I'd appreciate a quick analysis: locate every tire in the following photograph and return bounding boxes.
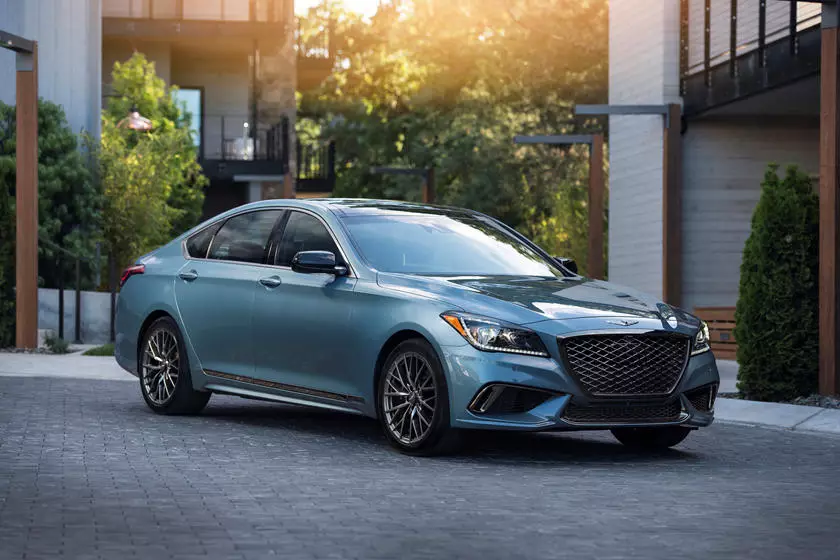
[610,426,692,450]
[376,338,461,456]
[138,316,210,415]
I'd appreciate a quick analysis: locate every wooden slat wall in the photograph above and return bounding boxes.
[694,307,737,360]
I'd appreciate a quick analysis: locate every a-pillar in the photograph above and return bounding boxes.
[820,3,840,396]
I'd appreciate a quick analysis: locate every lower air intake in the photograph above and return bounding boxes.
[469,385,556,415]
[563,400,682,424]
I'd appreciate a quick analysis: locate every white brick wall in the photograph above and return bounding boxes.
[608,0,681,300]
[681,118,818,311]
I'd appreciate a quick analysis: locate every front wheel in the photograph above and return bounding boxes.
[139,316,210,415]
[610,426,692,450]
[376,339,461,456]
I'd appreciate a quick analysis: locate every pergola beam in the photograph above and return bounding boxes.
[819,1,840,396]
[575,103,682,306]
[2,31,38,349]
[513,133,605,280]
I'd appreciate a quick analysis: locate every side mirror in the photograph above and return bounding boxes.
[291,251,348,276]
[553,256,578,274]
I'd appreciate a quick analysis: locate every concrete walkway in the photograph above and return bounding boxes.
[1,352,838,436]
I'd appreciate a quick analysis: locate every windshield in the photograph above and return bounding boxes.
[342,212,562,277]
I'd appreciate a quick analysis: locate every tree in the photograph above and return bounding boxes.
[0,100,101,288]
[298,0,608,274]
[104,53,206,238]
[735,164,819,401]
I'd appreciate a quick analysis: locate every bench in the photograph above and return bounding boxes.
[693,307,737,360]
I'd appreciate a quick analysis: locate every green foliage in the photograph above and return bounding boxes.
[83,343,115,356]
[299,0,608,274]
[98,53,207,271]
[735,164,819,401]
[44,331,71,354]
[103,53,207,239]
[0,100,101,345]
[0,100,101,287]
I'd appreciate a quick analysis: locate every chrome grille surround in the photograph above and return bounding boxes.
[559,333,691,397]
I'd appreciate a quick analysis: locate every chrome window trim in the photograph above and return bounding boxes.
[181,206,357,278]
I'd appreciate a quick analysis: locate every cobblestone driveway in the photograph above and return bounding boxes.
[1,377,839,560]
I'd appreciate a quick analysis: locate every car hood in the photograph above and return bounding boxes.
[377,273,698,327]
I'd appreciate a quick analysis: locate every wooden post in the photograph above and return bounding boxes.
[820,7,840,396]
[282,172,295,199]
[422,168,435,204]
[662,103,683,307]
[588,134,605,280]
[15,43,38,349]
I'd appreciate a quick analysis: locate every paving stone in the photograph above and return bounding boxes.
[0,377,839,560]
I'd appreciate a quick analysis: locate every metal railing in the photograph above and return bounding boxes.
[39,239,102,344]
[201,115,288,164]
[680,0,821,82]
[103,0,289,23]
[296,140,336,194]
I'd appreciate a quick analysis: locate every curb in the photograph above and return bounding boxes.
[714,397,840,436]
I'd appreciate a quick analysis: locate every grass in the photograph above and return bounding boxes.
[83,343,115,357]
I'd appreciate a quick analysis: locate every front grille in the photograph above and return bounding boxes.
[469,385,556,415]
[561,334,690,396]
[563,400,683,424]
[685,384,718,412]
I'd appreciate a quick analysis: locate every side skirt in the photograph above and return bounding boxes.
[203,369,366,416]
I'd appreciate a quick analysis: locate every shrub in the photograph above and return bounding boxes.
[735,164,819,401]
[83,343,114,357]
[44,331,71,354]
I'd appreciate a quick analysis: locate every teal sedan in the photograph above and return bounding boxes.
[115,199,719,455]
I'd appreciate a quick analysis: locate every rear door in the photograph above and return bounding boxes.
[174,209,284,376]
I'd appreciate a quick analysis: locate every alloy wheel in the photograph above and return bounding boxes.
[383,351,438,445]
[141,327,180,405]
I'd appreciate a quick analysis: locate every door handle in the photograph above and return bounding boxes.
[178,270,198,282]
[259,276,283,288]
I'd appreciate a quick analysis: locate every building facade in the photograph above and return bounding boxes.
[609,0,820,311]
[0,0,333,217]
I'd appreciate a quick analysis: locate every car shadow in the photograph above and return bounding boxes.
[199,399,698,465]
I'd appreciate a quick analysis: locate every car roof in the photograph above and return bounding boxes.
[255,198,482,219]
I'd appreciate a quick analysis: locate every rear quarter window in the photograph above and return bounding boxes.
[186,224,220,258]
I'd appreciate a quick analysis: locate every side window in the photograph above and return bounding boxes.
[275,211,342,267]
[185,223,220,259]
[207,210,282,264]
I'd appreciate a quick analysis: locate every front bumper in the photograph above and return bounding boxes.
[439,344,719,431]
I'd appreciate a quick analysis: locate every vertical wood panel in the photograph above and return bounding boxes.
[15,45,39,349]
[588,134,605,280]
[820,26,840,396]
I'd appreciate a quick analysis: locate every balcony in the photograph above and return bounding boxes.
[102,0,290,42]
[680,0,822,117]
[199,114,290,180]
[297,18,334,91]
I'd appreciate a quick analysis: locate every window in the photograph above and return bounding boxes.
[275,211,342,267]
[171,88,202,154]
[185,223,220,258]
[208,211,282,264]
[342,213,562,277]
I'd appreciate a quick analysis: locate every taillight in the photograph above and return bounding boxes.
[119,264,145,288]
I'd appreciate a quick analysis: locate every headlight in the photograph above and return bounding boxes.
[441,312,549,357]
[691,320,711,356]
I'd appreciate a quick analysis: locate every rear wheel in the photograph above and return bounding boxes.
[610,426,692,450]
[377,339,461,456]
[139,316,210,415]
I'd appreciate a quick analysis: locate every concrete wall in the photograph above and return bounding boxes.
[0,0,102,138]
[38,288,114,345]
[103,0,272,21]
[103,39,172,85]
[608,0,682,300]
[681,117,819,312]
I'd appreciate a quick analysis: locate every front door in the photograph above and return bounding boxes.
[174,209,283,376]
[252,210,359,398]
